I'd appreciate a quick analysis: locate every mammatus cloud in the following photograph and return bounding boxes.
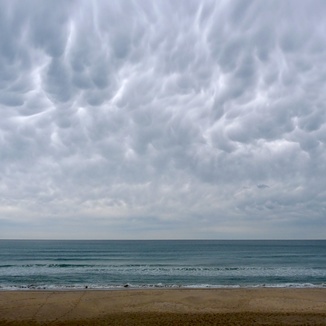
[0,0,325,239]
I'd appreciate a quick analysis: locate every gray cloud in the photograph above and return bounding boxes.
[0,0,325,239]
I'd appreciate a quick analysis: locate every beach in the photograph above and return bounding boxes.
[0,288,326,325]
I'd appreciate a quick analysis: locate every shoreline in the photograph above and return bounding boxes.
[1,283,325,291]
[0,288,326,325]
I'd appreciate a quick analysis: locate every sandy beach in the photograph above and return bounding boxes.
[0,288,326,325]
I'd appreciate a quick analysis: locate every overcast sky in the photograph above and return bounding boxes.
[0,0,325,239]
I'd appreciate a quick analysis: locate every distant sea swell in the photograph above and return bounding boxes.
[0,240,325,290]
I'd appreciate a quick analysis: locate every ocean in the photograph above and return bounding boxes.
[0,240,325,290]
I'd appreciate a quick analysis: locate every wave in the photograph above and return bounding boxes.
[0,264,319,270]
[1,282,325,291]
[1,264,325,276]
[0,263,104,269]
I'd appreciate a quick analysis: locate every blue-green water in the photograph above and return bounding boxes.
[0,240,325,290]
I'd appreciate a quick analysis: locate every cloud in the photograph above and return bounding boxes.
[0,0,325,239]
[257,184,269,189]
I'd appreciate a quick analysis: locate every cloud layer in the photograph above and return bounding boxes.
[0,0,325,239]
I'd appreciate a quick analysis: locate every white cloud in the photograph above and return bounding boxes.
[0,0,325,239]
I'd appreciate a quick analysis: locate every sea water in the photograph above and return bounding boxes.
[0,240,325,290]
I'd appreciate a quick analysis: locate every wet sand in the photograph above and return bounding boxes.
[0,288,326,325]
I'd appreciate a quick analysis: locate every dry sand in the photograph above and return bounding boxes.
[0,288,326,325]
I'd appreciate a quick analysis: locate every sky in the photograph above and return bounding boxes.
[0,0,325,240]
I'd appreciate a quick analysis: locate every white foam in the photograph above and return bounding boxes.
[1,282,325,291]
